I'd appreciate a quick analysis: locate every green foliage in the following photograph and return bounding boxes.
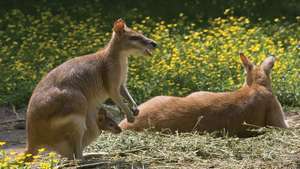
[127,15,300,106]
[0,7,299,107]
[0,9,109,106]
[1,0,299,21]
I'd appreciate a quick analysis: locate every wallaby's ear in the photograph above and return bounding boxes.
[113,18,126,34]
[261,55,276,74]
[240,53,253,72]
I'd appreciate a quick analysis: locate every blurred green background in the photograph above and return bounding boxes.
[0,0,299,107]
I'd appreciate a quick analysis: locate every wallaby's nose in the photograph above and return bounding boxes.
[150,41,157,48]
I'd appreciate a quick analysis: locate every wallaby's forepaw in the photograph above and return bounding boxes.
[127,116,135,123]
[132,107,139,116]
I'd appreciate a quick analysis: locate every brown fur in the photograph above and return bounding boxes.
[25,19,156,160]
[119,54,288,133]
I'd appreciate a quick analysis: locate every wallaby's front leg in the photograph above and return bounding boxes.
[110,88,135,123]
[120,84,139,116]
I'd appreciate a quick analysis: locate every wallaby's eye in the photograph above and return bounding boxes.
[129,36,140,41]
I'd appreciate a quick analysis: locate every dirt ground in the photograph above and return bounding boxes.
[0,106,299,153]
[0,106,26,152]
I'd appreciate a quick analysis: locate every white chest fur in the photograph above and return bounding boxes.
[119,54,128,84]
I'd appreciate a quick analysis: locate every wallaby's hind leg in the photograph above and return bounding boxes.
[70,115,86,159]
[48,90,88,159]
[25,119,41,162]
[54,114,87,160]
[53,141,73,159]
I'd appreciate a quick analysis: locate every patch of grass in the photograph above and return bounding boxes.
[85,128,300,168]
[284,106,300,113]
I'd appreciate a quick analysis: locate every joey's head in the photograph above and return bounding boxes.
[240,53,276,90]
[111,18,157,56]
[96,108,122,134]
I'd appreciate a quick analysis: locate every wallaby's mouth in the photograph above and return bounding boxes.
[144,48,153,56]
[143,40,157,56]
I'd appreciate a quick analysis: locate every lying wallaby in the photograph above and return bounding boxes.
[25,19,157,160]
[119,54,288,133]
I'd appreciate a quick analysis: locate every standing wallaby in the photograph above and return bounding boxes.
[25,19,157,160]
[119,54,288,133]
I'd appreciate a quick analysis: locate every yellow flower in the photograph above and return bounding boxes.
[38,148,46,153]
[33,155,41,159]
[25,162,31,166]
[244,18,250,24]
[9,150,17,155]
[39,162,51,169]
[48,152,57,158]
[224,8,231,15]
[4,156,11,162]
[26,153,33,157]
[250,44,260,52]
[0,141,6,146]
[0,162,8,168]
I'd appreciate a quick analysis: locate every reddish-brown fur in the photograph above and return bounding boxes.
[25,19,156,160]
[119,54,288,133]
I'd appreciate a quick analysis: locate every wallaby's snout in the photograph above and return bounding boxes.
[143,38,157,56]
[150,41,158,48]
